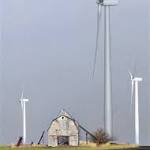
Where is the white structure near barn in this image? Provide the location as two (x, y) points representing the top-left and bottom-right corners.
(48, 110), (79, 147)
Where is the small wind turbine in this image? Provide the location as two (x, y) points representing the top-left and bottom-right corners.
(93, 0), (119, 137)
(20, 91), (29, 144)
(129, 72), (143, 145)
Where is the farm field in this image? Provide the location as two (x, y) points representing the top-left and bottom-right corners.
(0, 145), (142, 150)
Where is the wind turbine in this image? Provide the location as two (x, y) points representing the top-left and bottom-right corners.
(20, 91), (29, 144)
(93, 0), (119, 137)
(129, 72), (143, 145)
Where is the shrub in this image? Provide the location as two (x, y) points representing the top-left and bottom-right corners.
(91, 129), (112, 145)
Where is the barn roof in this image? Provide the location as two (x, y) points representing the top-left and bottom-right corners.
(47, 110), (79, 131)
(58, 109), (72, 118)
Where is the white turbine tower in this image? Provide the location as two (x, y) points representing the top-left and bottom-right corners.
(93, 0), (119, 137)
(129, 72), (143, 145)
(20, 91), (29, 144)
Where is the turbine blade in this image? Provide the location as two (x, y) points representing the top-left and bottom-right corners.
(133, 63), (137, 78)
(21, 102), (24, 110)
(21, 90), (24, 100)
(20, 90), (24, 109)
(92, 3), (102, 78)
(128, 71), (134, 105)
(131, 80), (134, 105)
(128, 71), (133, 80)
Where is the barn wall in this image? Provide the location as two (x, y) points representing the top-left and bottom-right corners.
(48, 135), (57, 147)
(69, 135), (79, 146)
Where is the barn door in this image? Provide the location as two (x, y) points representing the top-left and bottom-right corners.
(57, 136), (69, 145)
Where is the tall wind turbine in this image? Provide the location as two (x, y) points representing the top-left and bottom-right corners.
(20, 91), (29, 144)
(129, 72), (143, 145)
(94, 0), (119, 137)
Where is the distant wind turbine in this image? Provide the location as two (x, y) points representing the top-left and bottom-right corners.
(20, 91), (29, 144)
(93, 0), (119, 137)
(129, 72), (143, 145)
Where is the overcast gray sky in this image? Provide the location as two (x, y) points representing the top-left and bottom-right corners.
(0, 0), (149, 145)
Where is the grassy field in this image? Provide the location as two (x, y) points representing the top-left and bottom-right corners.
(0, 145), (140, 150)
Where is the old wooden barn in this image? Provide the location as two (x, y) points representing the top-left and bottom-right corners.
(48, 110), (79, 147)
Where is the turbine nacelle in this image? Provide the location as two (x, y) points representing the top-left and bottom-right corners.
(20, 99), (29, 102)
(20, 99), (29, 108)
(97, 0), (119, 6)
(133, 77), (143, 82)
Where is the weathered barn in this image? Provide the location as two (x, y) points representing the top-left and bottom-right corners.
(48, 110), (79, 147)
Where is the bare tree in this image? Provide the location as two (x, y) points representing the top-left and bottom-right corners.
(91, 129), (112, 145)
